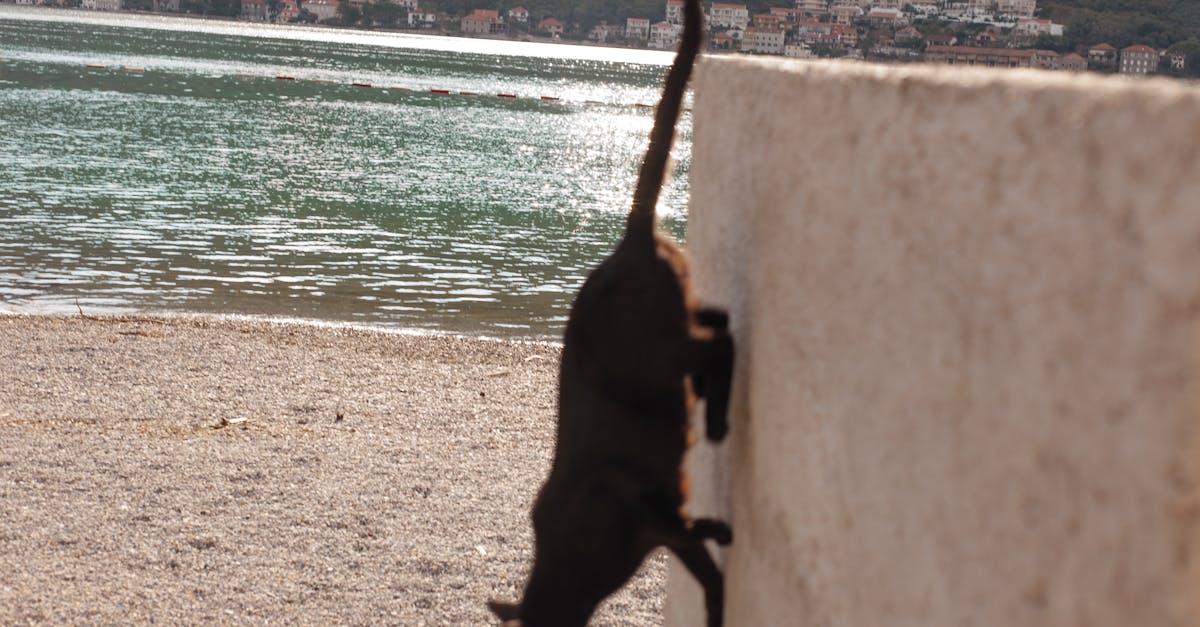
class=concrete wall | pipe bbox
[668,57,1200,626]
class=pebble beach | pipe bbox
[0,314,667,625]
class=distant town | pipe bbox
[8,0,1198,77]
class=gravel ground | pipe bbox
[0,314,666,625]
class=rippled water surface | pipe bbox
[0,6,691,338]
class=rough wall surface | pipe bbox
[667,57,1200,627]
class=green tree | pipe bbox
[363,1,406,26]
[1165,38,1200,76]
[1032,33,1070,53]
[210,0,241,16]
[1043,0,1200,50]
[337,0,362,24]
[812,43,847,58]
[856,32,877,53]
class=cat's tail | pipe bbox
[624,0,703,245]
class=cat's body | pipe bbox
[488,0,733,623]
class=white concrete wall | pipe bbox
[669,57,1200,626]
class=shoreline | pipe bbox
[0,303,566,344]
[0,5,677,62]
[0,313,665,624]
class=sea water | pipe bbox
[0,5,691,338]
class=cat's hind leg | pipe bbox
[637,510,730,627]
[671,543,725,627]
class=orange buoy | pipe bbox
[540,96,560,101]
[430,88,450,94]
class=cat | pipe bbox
[488,0,734,623]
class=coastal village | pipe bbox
[12,0,1195,76]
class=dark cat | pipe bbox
[488,0,734,623]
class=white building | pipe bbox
[626,17,651,39]
[705,2,744,30]
[305,0,338,21]
[1119,44,1158,75]
[942,2,968,18]
[866,7,904,26]
[742,26,785,54]
[589,22,613,42]
[81,0,122,10]
[666,0,685,24]
[650,20,682,48]
[538,17,564,35]
[794,0,826,15]
[829,4,860,24]
[1015,17,1063,37]
[461,9,502,35]
[785,42,813,58]
[997,0,1036,17]
[408,7,438,27]
[710,2,749,30]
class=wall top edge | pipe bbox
[697,54,1200,102]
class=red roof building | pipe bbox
[1058,52,1087,71]
[462,9,504,34]
[538,17,564,35]
[925,45,1037,68]
[1088,43,1117,63]
[1120,44,1158,75]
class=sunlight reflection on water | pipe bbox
[0,7,692,338]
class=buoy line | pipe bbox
[75,62,685,111]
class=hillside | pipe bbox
[421,0,790,32]
[365,0,1200,56]
[415,0,1200,45]
[1040,0,1200,49]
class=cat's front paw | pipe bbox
[705,414,729,442]
[691,518,733,546]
